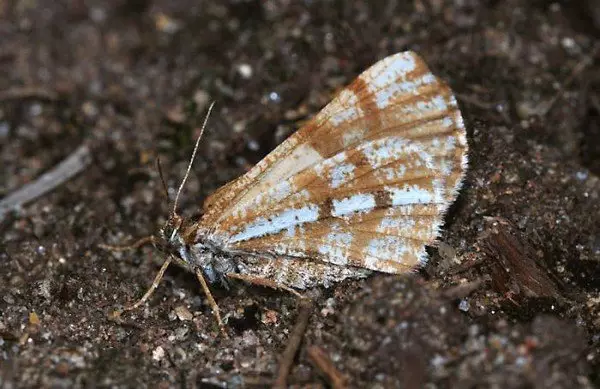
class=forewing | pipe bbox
[201,51,455,224]
[199,51,468,273]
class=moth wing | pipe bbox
[199,51,467,273]
[232,205,446,273]
[219,131,465,272]
[201,51,461,224]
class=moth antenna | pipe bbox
[155,156,170,202]
[172,101,216,215]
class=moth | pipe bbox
[102,51,468,335]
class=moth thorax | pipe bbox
[188,242,220,283]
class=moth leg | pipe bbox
[225,272,304,299]
[98,235,155,252]
[196,270,228,338]
[123,258,172,311]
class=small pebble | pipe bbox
[154,13,181,34]
[29,312,40,326]
[174,305,193,321]
[236,63,253,79]
[152,346,165,361]
[268,91,281,103]
[194,90,210,110]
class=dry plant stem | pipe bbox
[0,86,58,101]
[441,279,484,300]
[124,258,172,311]
[98,235,156,251]
[0,144,91,220]
[307,345,348,389]
[273,298,314,389]
[155,157,170,201]
[196,270,228,338]
[541,42,600,116]
[454,92,499,110]
[226,273,304,298]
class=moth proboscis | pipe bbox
[101,51,468,337]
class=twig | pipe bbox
[0,86,58,101]
[98,235,155,252]
[539,43,600,117]
[454,92,499,110]
[0,144,91,220]
[273,298,314,389]
[441,279,484,300]
[307,345,348,389]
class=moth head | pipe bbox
[156,214,220,282]
[156,213,192,266]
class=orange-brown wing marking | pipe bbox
[218,128,466,273]
[200,51,449,227]
[199,51,468,274]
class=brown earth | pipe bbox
[1,1,599,388]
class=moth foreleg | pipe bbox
[225,272,304,299]
[122,258,172,311]
[196,270,228,338]
[98,235,155,251]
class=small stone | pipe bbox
[174,326,189,340]
[152,346,165,361]
[233,121,246,133]
[561,37,576,50]
[193,90,210,110]
[154,13,181,34]
[575,171,588,181]
[174,305,193,321]
[268,91,281,103]
[236,63,253,79]
[82,101,98,118]
[320,297,336,317]
[29,312,40,326]
[166,104,185,123]
[247,139,260,151]
[261,309,278,325]
[29,103,42,117]
[89,7,106,23]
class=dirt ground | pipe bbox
[1,1,599,388]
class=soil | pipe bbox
[1,1,599,388]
